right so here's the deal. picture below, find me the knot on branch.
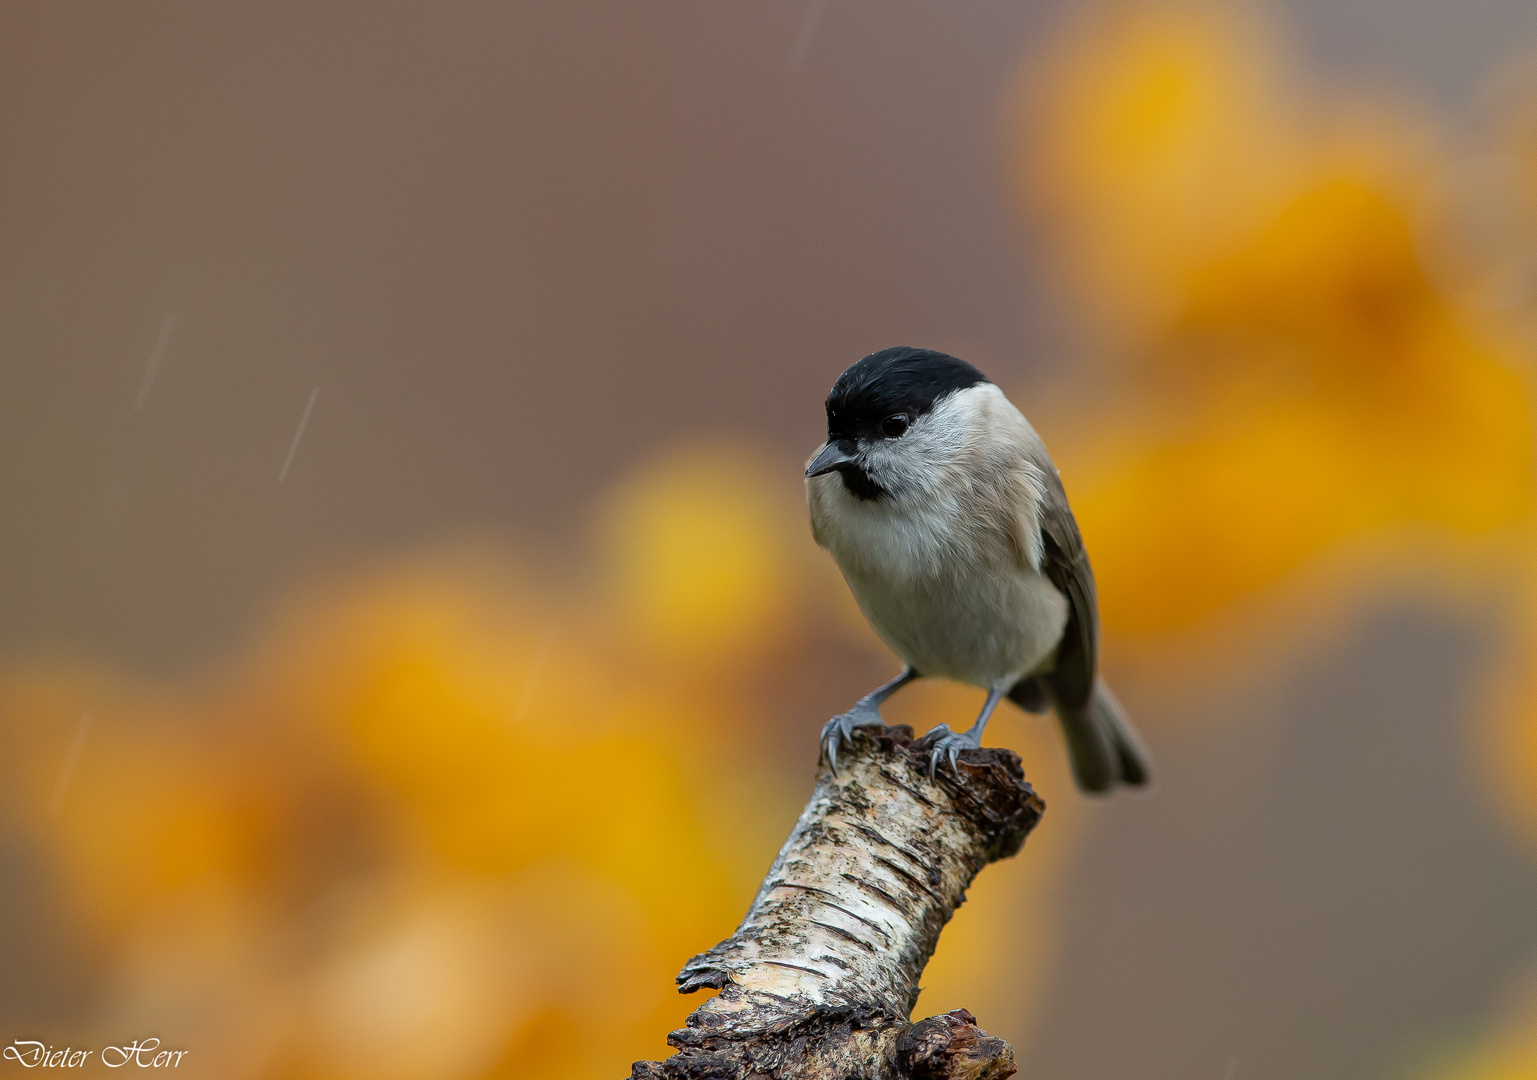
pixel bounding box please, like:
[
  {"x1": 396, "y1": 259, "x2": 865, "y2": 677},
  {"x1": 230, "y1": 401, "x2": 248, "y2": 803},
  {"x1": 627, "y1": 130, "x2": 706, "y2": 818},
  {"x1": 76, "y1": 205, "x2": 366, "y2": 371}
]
[
  {"x1": 632, "y1": 725, "x2": 1042, "y2": 1079},
  {"x1": 897, "y1": 1009, "x2": 1017, "y2": 1080}
]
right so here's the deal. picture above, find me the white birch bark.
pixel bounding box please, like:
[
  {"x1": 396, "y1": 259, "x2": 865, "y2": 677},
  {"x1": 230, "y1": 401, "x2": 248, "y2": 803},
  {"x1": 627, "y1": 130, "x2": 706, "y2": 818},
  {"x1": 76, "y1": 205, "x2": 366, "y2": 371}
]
[{"x1": 632, "y1": 724, "x2": 1044, "y2": 1080}]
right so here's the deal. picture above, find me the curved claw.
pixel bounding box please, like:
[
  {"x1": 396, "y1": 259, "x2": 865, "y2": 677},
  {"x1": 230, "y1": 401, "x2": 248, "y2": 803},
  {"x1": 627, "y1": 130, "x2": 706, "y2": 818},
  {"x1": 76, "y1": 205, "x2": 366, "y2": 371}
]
[
  {"x1": 820, "y1": 702, "x2": 884, "y2": 775},
  {"x1": 924, "y1": 724, "x2": 952, "y2": 780},
  {"x1": 925, "y1": 725, "x2": 981, "y2": 780}
]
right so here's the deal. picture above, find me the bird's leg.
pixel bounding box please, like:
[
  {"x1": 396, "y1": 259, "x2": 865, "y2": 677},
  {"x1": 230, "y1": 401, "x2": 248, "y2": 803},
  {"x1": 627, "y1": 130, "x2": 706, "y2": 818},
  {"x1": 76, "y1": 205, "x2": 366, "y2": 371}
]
[
  {"x1": 925, "y1": 679, "x2": 1011, "y2": 779},
  {"x1": 820, "y1": 666, "x2": 921, "y2": 773}
]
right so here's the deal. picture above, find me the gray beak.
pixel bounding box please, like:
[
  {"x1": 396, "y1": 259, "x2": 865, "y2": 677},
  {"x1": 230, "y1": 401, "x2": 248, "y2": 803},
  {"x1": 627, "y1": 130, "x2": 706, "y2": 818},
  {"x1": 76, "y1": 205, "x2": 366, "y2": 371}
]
[{"x1": 806, "y1": 439, "x2": 860, "y2": 478}]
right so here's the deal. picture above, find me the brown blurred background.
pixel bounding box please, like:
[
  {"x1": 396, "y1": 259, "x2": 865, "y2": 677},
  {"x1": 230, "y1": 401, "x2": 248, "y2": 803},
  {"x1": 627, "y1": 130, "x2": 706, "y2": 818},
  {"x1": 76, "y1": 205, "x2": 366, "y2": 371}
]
[{"x1": 6, "y1": 3, "x2": 1537, "y2": 1079}]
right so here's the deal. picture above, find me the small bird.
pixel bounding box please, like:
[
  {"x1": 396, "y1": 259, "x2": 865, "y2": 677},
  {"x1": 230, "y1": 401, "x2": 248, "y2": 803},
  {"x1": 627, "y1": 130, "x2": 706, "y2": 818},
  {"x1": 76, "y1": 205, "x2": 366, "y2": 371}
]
[{"x1": 806, "y1": 346, "x2": 1150, "y2": 792}]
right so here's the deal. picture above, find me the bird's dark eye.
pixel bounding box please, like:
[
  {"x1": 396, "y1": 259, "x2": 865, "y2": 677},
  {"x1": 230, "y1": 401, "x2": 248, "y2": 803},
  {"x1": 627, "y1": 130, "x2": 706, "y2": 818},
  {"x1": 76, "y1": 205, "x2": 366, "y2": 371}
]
[{"x1": 881, "y1": 414, "x2": 909, "y2": 438}]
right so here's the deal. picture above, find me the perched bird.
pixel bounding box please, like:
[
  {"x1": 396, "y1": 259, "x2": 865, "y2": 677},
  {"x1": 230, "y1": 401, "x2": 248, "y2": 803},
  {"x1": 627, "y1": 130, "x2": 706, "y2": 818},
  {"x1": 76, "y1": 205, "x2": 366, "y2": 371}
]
[{"x1": 806, "y1": 346, "x2": 1150, "y2": 792}]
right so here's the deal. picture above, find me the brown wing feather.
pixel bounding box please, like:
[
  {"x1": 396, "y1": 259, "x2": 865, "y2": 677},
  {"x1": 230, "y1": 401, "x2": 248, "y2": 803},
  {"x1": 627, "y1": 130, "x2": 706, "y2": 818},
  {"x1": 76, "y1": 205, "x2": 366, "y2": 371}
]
[
  {"x1": 1018, "y1": 441, "x2": 1150, "y2": 792},
  {"x1": 1030, "y1": 448, "x2": 1098, "y2": 711}
]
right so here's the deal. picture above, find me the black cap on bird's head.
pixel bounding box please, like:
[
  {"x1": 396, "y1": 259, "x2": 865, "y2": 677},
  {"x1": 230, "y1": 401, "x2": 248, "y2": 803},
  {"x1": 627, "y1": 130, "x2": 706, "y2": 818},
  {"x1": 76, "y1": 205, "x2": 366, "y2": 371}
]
[
  {"x1": 825, "y1": 347, "x2": 990, "y2": 440},
  {"x1": 806, "y1": 347, "x2": 990, "y2": 496}
]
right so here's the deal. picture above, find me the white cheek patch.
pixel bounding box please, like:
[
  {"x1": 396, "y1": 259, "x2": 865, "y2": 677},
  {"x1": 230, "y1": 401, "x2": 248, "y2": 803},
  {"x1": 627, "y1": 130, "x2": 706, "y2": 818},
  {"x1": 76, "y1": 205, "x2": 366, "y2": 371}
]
[
  {"x1": 854, "y1": 383, "x2": 1052, "y2": 573},
  {"x1": 913, "y1": 386, "x2": 989, "y2": 452},
  {"x1": 861, "y1": 386, "x2": 987, "y2": 496}
]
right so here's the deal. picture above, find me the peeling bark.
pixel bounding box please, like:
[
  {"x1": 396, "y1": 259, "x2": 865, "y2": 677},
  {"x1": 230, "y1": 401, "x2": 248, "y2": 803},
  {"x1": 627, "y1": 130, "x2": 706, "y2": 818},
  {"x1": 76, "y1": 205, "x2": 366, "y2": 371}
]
[{"x1": 631, "y1": 725, "x2": 1044, "y2": 1080}]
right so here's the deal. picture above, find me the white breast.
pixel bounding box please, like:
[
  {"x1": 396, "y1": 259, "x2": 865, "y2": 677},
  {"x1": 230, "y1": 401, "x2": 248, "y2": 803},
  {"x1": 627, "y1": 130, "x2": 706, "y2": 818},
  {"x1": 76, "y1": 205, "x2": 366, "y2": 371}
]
[{"x1": 806, "y1": 384, "x2": 1070, "y2": 688}]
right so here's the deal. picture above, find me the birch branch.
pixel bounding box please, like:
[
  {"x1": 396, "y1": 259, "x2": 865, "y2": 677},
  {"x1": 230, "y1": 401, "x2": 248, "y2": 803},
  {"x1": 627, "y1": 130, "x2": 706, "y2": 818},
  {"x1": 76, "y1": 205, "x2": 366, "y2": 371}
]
[{"x1": 631, "y1": 724, "x2": 1045, "y2": 1080}]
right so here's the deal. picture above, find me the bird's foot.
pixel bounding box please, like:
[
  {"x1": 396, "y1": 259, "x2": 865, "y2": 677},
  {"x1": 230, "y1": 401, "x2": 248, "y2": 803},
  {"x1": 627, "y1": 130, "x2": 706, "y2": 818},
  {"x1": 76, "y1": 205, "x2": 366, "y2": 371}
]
[
  {"x1": 820, "y1": 700, "x2": 885, "y2": 774},
  {"x1": 922, "y1": 724, "x2": 983, "y2": 780}
]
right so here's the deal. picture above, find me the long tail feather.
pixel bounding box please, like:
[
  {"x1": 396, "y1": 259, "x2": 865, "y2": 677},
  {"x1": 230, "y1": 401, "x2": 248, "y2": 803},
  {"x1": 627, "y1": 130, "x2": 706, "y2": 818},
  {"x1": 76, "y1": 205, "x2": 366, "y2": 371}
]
[{"x1": 1055, "y1": 679, "x2": 1152, "y2": 794}]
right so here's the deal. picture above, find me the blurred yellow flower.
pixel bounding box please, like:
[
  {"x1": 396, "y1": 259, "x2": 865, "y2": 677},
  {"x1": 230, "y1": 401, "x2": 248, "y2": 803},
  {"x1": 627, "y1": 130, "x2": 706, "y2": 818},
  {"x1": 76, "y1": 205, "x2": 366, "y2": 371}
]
[
  {"x1": 594, "y1": 443, "x2": 796, "y2": 667},
  {"x1": 1010, "y1": 1, "x2": 1533, "y2": 657},
  {"x1": 0, "y1": 551, "x2": 748, "y2": 1079},
  {"x1": 1012, "y1": 1, "x2": 1295, "y2": 336}
]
